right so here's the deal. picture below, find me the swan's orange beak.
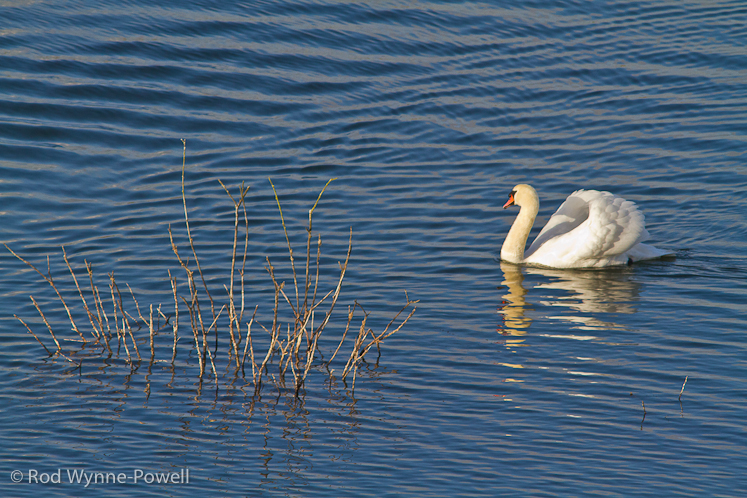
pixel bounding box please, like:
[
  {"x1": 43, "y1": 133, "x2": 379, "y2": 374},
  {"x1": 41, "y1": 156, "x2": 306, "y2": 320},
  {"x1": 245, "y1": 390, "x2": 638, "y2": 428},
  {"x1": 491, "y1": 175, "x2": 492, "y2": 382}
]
[{"x1": 503, "y1": 192, "x2": 515, "y2": 209}]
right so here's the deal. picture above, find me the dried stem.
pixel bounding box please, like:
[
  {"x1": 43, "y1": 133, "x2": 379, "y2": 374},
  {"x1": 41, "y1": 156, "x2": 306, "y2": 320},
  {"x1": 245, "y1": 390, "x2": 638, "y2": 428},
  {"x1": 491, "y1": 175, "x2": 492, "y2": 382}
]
[
  {"x1": 297, "y1": 316, "x2": 322, "y2": 394},
  {"x1": 219, "y1": 179, "x2": 251, "y2": 366},
  {"x1": 303, "y1": 178, "x2": 336, "y2": 324},
  {"x1": 223, "y1": 284, "x2": 241, "y2": 366},
  {"x1": 62, "y1": 247, "x2": 100, "y2": 340},
  {"x1": 238, "y1": 189, "x2": 250, "y2": 326},
  {"x1": 180, "y1": 139, "x2": 216, "y2": 333},
  {"x1": 203, "y1": 304, "x2": 225, "y2": 386},
  {"x1": 256, "y1": 262, "x2": 282, "y2": 394},
  {"x1": 86, "y1": 261, "x2": 111, "y2": 352},
  {"x1": 111, "y1": 274, "x2": 140, "y2": 361},
  {"x1": 293, "y1": 228, "x2": 352, "y2": 392},
  {"x1": 358, "y1": 297, "x2": 418, "y2": 362},
  {"x1": 126, "y1": 283, "x2": 148, "y2": 330},
  {"x1": 109, "y1": 275, "x2": 130, "y2": 362},
  {"x1": 30, "y1": 296, "x2": 61, "y2": 352},
  {"x1": 181, "y1": 294, "x2": 203, "y2": 376},
  {"x1": 149, "y1": 304, "x2": 155, "y2": 357},
  {"x1": 328, "y1": 304, "x2": 357, "y2": 365},
  {"x1": 310, "y1": 228, "x2": 352, "y2": 336},
  {"x1": 241, "y1": 305, "x2": 258, "y2": 383},
  {"x1": 268, "y1": 178, "x2": 300, "y2": 317},
  {"x1": 107, "y1": 276, "x2": 121, "y2": 340},
  {"x1": 679, "y1": 376, "x2": 688, "y2": 401},
  {"x1": 169, "y1": 270, "x2": 179, "y2": 363},
  {"x1": 342, "y1": 309, "x2": 369, "y2": 380},
  {"x1": 342, "y1": 295, "x2": 418, "y2": 381},
  {"x1": 96, "y1": 285, "x2": 111, "y2": 345},
  {"x1": 312, "y1": 235, "x2": 321, "y2": 317},
  {"x1": 16, "y1": 314, "x2": 51, "y2": 355},
  {"x1": 5, "y1": 244, "x2": 84, "y2": 342}
]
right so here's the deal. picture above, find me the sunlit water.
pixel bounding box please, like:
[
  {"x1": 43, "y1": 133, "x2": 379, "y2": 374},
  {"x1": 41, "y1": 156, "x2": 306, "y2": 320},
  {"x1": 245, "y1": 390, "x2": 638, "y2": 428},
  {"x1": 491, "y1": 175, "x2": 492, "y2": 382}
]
[{"x1": 2, "y1": 0, "x2": 746, "y2": 496}]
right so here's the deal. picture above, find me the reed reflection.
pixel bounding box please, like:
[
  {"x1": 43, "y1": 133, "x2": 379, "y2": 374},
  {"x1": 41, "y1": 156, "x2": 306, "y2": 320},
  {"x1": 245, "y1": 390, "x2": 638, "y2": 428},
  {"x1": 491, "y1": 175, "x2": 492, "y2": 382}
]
[{"x1": 498, "y1": 263, "x2": 643, "y2": 336}]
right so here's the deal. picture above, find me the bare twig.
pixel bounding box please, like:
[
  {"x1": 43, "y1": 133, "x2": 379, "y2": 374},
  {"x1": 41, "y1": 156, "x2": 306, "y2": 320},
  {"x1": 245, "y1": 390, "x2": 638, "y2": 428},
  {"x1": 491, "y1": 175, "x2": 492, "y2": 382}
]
[
  {"x1": 95, "y1": 284, "x2": 111, "y2": 350},
  {"x1": 203, "y1": 304, "x2": 225, "y2": 386},
  {"x1": 181, "y1": 294, "x2": 203, "y2": 376},
  {"x1": 62, "y1": 247, "x2": 100, "y2": 340},
  {"x1": 238, "y1": 188, "x2": 250, "y2": 326},
  {"x1": 86, "y1": 261, "x2": 110, "y2": 352},
  {"x1": 241, "y1": 305, "x2": 258, "y2": 384},
  {"x1": 679, "y1": 376, "x2": 688, "y2": 401},
  {"x1": 328, "y1": 304, "x2": 358, "y2": 365},
  {"x1": 310, "y1": 228, "x2": 352, "y2": 340},
  {"x1": 180, "y1": 139, "x2": 216, "y2": 332},
  {"x1": 15, "y1": 314, "x2": 51, "y2": 355},
  {"x1": 358, "y1": 299, "x2": 418, "y2": 363},
  {"x1": 268, "y1": 178, "x2": 300, "y2": 316},
  {"x1": 110, "y1": 274, "x2": 140, "y2": 361},
  {"x1": 30, "y1": 296, "x2": 61, "y2": 352},
  {"x1": 5, "y1": 244, "x2": 84, "y2": 342},
  {"x1": 125, "y1": 283, "x2": 148, "y2": 330},
  {"x1": 108, "y1": 275, "x2": 130, "y2": 363},
  {"x1": 219, "y1": 179, "x2": 251, "y2": 366},
  {"x1": 86, "y1": 262, "x2": 104, "y2": 331},
  {"x1": 256, "y1": 262, "x2": 282, "y2": 394},
  {"x1": 342, "y1": 309, "x2": 369, "y2": 380},
  {"x1": 149, "y1": 304, "x2": 155, "y2": 357},
  {"x1": 303, "y1": 178, "x2": 336, "y2": 322},
  {"x1": 223, "y1": 284, "x2": 241, "y2": 366},
  {"x1": 169, "y1": 270, "x2": 179, "y2": 363},
  {"x1": 297, "y1": 313, "x2": 322, "y2": 394},
  {"x1": 293, "y1": 228, "x2": 353, "y2": 391},
  {"x1": 341, "y1": 295, "x2": 418, "y2": 381}
]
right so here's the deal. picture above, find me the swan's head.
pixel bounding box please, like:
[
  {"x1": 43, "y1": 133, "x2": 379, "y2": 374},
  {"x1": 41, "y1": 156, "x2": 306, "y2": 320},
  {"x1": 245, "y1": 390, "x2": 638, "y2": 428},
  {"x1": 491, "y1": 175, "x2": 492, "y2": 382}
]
[{"x1": 503, "y1": 184, "x2": 538, "y2": 209}]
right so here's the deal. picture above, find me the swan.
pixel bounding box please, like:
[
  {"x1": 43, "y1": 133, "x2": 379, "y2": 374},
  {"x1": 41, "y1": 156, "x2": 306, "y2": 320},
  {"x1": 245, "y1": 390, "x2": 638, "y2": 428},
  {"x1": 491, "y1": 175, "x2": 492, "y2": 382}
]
[{"x1": 501, "y1": 184, "x2": 672, "y2": 268}]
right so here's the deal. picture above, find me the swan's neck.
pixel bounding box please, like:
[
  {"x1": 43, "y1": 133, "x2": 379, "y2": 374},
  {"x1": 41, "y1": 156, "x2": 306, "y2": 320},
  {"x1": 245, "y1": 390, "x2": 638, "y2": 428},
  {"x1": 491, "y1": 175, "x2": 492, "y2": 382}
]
[{"x1": 501, "y1": 200, "x2": 538, "y2": 263}]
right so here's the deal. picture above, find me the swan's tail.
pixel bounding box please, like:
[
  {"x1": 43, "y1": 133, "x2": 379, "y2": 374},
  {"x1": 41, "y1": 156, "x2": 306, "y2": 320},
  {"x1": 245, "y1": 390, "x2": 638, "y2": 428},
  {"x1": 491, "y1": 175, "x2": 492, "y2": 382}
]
[{"x1": 627, "y1": 243, "x2": 674, "y2": 262}]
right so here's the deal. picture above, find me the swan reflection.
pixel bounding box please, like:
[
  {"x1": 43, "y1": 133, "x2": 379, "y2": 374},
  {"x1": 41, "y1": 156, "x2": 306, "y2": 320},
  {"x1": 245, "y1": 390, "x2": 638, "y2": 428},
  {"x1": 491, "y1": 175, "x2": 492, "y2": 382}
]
[
  {"x1": 498, "y1": 262, "x2": 642, "y2": 335},
  {"x1": 497, "y1": 262, "x2": 533, "y2": 336}
]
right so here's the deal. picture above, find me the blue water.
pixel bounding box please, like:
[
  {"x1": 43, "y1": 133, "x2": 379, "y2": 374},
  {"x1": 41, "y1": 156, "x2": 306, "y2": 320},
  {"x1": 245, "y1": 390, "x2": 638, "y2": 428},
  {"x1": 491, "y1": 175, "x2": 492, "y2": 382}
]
[{"x1": 2, "y1": 0, "x2": 747, "y2": 496}]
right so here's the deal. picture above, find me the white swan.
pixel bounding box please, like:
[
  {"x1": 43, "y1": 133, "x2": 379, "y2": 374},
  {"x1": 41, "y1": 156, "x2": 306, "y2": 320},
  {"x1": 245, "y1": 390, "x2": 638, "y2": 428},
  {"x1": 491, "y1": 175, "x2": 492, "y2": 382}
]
[{"x1": 501, "y1": 184, "x2": 672, "y2": 268}]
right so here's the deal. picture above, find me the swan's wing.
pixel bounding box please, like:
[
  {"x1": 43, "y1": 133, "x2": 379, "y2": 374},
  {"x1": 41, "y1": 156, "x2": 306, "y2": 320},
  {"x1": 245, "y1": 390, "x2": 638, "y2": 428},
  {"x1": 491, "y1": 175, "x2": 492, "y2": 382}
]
[
  {"x1": 529, "y1": 192, "x2": 590, "y2": 252},
  {"x1": 585, "y1": 190, "x2": 649, "y2": 257},
  {"x1": 526, "y1": 190, "x2": 649, "y2": 266}
]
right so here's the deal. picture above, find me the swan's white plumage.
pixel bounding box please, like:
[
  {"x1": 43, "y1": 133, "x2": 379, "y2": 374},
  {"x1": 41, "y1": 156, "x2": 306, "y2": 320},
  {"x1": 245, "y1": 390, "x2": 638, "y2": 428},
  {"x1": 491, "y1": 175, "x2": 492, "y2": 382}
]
[{"x1": 502, "y1": 186, "x2": 671, "y2": 268}]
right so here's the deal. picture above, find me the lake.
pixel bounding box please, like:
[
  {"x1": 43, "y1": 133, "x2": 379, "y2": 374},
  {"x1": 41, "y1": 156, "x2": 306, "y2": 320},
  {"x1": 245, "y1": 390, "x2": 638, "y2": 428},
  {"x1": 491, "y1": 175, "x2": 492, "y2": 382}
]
[{"x1": 1, "y1": 0, "x2": 746, "y2": 496}]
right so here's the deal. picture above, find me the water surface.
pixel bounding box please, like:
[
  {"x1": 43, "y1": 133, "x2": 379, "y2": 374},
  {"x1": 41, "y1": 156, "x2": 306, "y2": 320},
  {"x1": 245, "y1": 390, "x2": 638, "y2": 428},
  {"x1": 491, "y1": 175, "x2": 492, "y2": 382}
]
[{"x1": 1, "y1": 0, "x2": 746, "y2": 496}]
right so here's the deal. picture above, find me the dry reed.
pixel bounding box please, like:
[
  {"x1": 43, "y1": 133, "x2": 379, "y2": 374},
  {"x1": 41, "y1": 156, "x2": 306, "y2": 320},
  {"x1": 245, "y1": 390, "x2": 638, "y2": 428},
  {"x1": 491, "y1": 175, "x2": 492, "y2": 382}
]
[
  {"x1": 5, "y1": 141, "x2": 417, "y2": 396},
  {"x1": 678, "y1": 375, "x2": 688, "y2": 401}
]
